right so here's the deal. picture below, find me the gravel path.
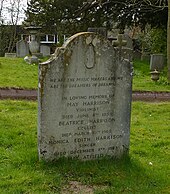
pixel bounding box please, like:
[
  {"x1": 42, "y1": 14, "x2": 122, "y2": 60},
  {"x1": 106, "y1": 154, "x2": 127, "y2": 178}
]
[{"x1": 0, "y1": 88, "x2": 170, "y2": 102}]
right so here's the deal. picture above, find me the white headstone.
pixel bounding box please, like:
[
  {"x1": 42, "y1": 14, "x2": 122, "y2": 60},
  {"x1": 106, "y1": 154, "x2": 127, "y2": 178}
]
[{"x1": 38, "y1": 32, "x2": 133, "y2": 161}]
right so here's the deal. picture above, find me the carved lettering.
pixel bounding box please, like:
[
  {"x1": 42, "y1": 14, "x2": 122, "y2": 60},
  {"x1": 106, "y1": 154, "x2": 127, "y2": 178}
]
[
  {"x1": 70, "y1": 148, "x2": 94, "y2": 154},
  {"x1": 74, "y1": 137, "x2": 91, "y2": 143},
  {"x1": 90, "y1": 118, "x2": 115, "y2": 124},
  {"x1": 96, "y1": 134, "x2": 123, "y2": 141},
  {"x1": 70, "y1": 96, "x2": 87, "y2": 100},
  {"x1": 77, "y1": 114, "x2": 88, "y2": 119},
  {"x1": 82, "y1": 100, "x2": 109, "y2": 106},
  {"x1": 83, "y1": 154, "x2": 104, "y2": 159},
  {"x1": 62, "y1": 114, "x2": 73, "y2": 119},
  {"x1": 67, "y1": 102, "x2": 79, "y2": 107},
  {"x1": 59, "y1": 120, "x2": 84, "y2": 126},
  {"x1": 77, "y1": 125, "x2": 96, "y2": 131},
  {"x1": 79, "y1": 143, "x2": 96, "y2": 148},
  {"x1": 38, "y1": 33, "x2": 132, "y2": 161},
  {"x1": 76, "y1": 107, "x2": 99, "y2": 112}
]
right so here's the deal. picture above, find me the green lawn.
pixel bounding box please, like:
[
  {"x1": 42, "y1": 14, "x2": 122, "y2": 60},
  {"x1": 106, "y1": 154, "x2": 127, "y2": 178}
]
[
  {"x1": 0, "y1": 100, "x2": 169, "y2": 193},
  {"x1": 0, "y1": 57, "x2": 38, "y2": 89},
  {"x1": 0, "y1": 57, "x2": 170, "y2": 91},
  {"x1": 133, "y1": 60, "x2": 170, "y2": 91}
]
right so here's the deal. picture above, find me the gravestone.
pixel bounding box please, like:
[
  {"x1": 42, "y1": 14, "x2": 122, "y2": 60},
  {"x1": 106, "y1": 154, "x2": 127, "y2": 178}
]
[
  {"x1": 38, "y1": 32, "x2": 133, "y2": 161},
  {"x1": 113, "y1": 34, "x2": 133, "y2": 62},
  {"x1": 40, "y1": 45, "x2": 51, "y2": 57},
  {"x1": 5, "y1": 53, "x2": 17, "y2": 58},
  {"x1": 122, "y1": 34, "x2": 133, "y2": 61},
  {"x1": 150, "y1": 54, "x2": 164, "y2": 71},
  {"x1": 16, "y1": 40, "x2": 29, "y2": 57},
  {"x1": 123, "y1": 34, "x2": 133, "y2": 49}
]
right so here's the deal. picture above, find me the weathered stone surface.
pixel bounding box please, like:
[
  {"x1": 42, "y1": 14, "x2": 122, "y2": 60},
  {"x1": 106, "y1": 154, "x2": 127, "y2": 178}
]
[
  {"x1": 150, "y1": 54, "x2": 164, "y2": 71},
  {"x1": 16, "y1": 40, "x2": 29, "y2": 58},
  {"x1": 5, "y1": 53, "x2": 17, "y2": 58},
  {"x1": 38, "y1": 32, "x2": 133, "y2": 161},
  {"x1": 40, "y1": 45, "x2": 51, "y2": 57}
]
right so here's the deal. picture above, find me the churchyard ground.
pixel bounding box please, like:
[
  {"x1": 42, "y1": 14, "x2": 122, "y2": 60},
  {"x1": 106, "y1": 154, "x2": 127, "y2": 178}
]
[
  {"x1": 0, "y1": 100, "x2": 169, "y2": 193},
  {"x1": 0, "y1": 56, "x2": 169, "y2": 193}
]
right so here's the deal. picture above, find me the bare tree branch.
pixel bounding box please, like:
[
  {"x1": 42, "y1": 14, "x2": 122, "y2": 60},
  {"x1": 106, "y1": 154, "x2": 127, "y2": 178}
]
[{"x1": 0, "y1": 0, "x2": 5, "y2": 23}]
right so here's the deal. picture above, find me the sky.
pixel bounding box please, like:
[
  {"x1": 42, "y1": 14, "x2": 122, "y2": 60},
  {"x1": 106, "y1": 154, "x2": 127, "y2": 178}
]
[{"x1": 1, "y1": 0, "x2": 28, "y2": 24}]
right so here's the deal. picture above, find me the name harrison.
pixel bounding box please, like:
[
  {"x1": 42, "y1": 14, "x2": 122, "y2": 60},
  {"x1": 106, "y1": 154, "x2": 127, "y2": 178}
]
[{"x1": 96, "y1": 134, "x2": 123, "y2": 141}]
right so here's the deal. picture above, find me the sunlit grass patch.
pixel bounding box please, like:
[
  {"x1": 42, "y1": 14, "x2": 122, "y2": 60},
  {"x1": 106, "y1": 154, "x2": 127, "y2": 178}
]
[
  {"x1": 0, "y1": 57, "x2": 170, "y2": 91},
  {"x1": 0, "y1": 57, "x2": 38, "y2": 89},
  {"x1": 133, "y1": 60, "x2": 170, "y2": 91}
]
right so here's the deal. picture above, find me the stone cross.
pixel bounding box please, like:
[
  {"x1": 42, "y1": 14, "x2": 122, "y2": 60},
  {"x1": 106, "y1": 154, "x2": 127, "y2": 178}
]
[
  {"x1": 112, "y1": 34, "x2": 127, "y2": 49},
  {"x1": 112, "y1": 34, "x2": 127, "y2": 59}
]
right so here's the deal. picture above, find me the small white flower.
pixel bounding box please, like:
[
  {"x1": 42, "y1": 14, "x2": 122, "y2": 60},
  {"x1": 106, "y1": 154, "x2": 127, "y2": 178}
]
[{"x1": 149, "y1": 162, "x2": 153, "y2": 165}]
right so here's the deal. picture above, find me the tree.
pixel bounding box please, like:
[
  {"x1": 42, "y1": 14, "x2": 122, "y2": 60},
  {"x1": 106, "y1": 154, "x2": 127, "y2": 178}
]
[
  {"x1": 6, "y1": 0, "x2": 22, "y2": 53},
  {"x1": 25, "y1": 0, "x2": 123, "y2": 34},
  {"x1": 26, "y1": 0, "x2": 169, "y2": 80},
  {"x1": 0, "y1": 0, "x2": 6, "y2": 24},
  {"x1": 0, "y1": 0, "x2": 24, "y2": 55},
  {"x1": 76, "y1": 0, "x2": 169, "y2": 80},
  {"x1": 26, "y1": 0, "x2": 168, "y2": 34},
  {"x1": 76, "y1": 0, "x2": 169, "y2": 81},
  {"x1": 25, "y1": 0, "x2": 89, "y2": 34}
]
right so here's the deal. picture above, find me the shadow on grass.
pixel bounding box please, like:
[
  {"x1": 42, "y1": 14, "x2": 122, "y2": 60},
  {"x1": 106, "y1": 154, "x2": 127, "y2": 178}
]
[{"x1": 37, "y1": 156, "x2": 161, "y2": 193}]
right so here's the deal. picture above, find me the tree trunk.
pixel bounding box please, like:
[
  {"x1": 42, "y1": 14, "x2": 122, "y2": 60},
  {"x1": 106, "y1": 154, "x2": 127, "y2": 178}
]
[{"x1": 168, "y1": 0, "x2": 170, "y2": 81}]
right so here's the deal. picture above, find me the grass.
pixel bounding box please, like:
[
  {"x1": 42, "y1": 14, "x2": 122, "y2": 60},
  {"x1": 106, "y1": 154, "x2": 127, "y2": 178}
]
[
  {"x1": 133, "y1": 60, "x2": 170, "y2": 91},
  {"x1": 0, "y1": 100, "x2": 169, "y2": 193},
  {"x1": 0, "y1": 57, "x2": 38, "y2": 89},
  {"x1": 0, "y1": 57, "x2": 170, "y2": 91}
]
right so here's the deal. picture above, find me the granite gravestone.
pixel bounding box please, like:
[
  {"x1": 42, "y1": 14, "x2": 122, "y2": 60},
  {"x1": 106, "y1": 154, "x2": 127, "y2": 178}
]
[
  {"x1": 40, "y1": 45, "x2": 51, "y2": 57},
  {"x1": 150, "y1": 54, "x2": 164, "y2": 71},
  {"x1": 38, "y1": 32, "x2": 133, "y2": 161},
  {"x1": 16, "y1": 40, "x2": 29, "y2": 57}
]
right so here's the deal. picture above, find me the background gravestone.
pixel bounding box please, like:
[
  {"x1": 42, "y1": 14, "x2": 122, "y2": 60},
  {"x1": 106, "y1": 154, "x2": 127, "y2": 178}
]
[
  {"x1": 16, "y1": 40, "x2": 29, "y2": 57},
  {"x1": 123, "y1": 34, "x2": 133, "y2": 49},
  {"x1": 150, "y1": 54, "x2": 164, "y2": 71},
  {"x1": 122, "y1": 34, "x2": 133, "y2": 62},
  {"x1": 38, "y1": 32, "x2": 133, "y2": 161},
  {"x1": 40, "y1": 45, "x2": 51, "y2": 57}
]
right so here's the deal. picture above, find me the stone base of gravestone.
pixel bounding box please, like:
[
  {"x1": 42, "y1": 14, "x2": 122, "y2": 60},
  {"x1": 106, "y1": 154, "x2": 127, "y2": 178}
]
[
  {"x1": 150, "y1": 54, "x2": 164, "y2": 71},
  {"x1": 29, "y1": 55, "x2": 40, "y2": 64},
  {"x1": 5, "y1": 53, "x2": 17, "y2": 58},
  {"x1": 38, "y1": 32, "x2": 133, "y2": 161},
  {"x1": 24, "y1": 55, "x2": 40, "y2": 64},
  {"x1": 32, "y1": 52, "x2": 43, "y2": 58}
]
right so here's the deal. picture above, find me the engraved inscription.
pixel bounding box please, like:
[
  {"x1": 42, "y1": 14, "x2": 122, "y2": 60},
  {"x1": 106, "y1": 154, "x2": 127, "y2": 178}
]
[
  {"x1": 38, "y1": 33, "x2": 132, "y2": 161},
  {"x1": 46, "y1": 74, "x2": 123, "y2": 159},
  {"x1": 49, "y1": 76, "x2": 123, "y2": 89}
]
